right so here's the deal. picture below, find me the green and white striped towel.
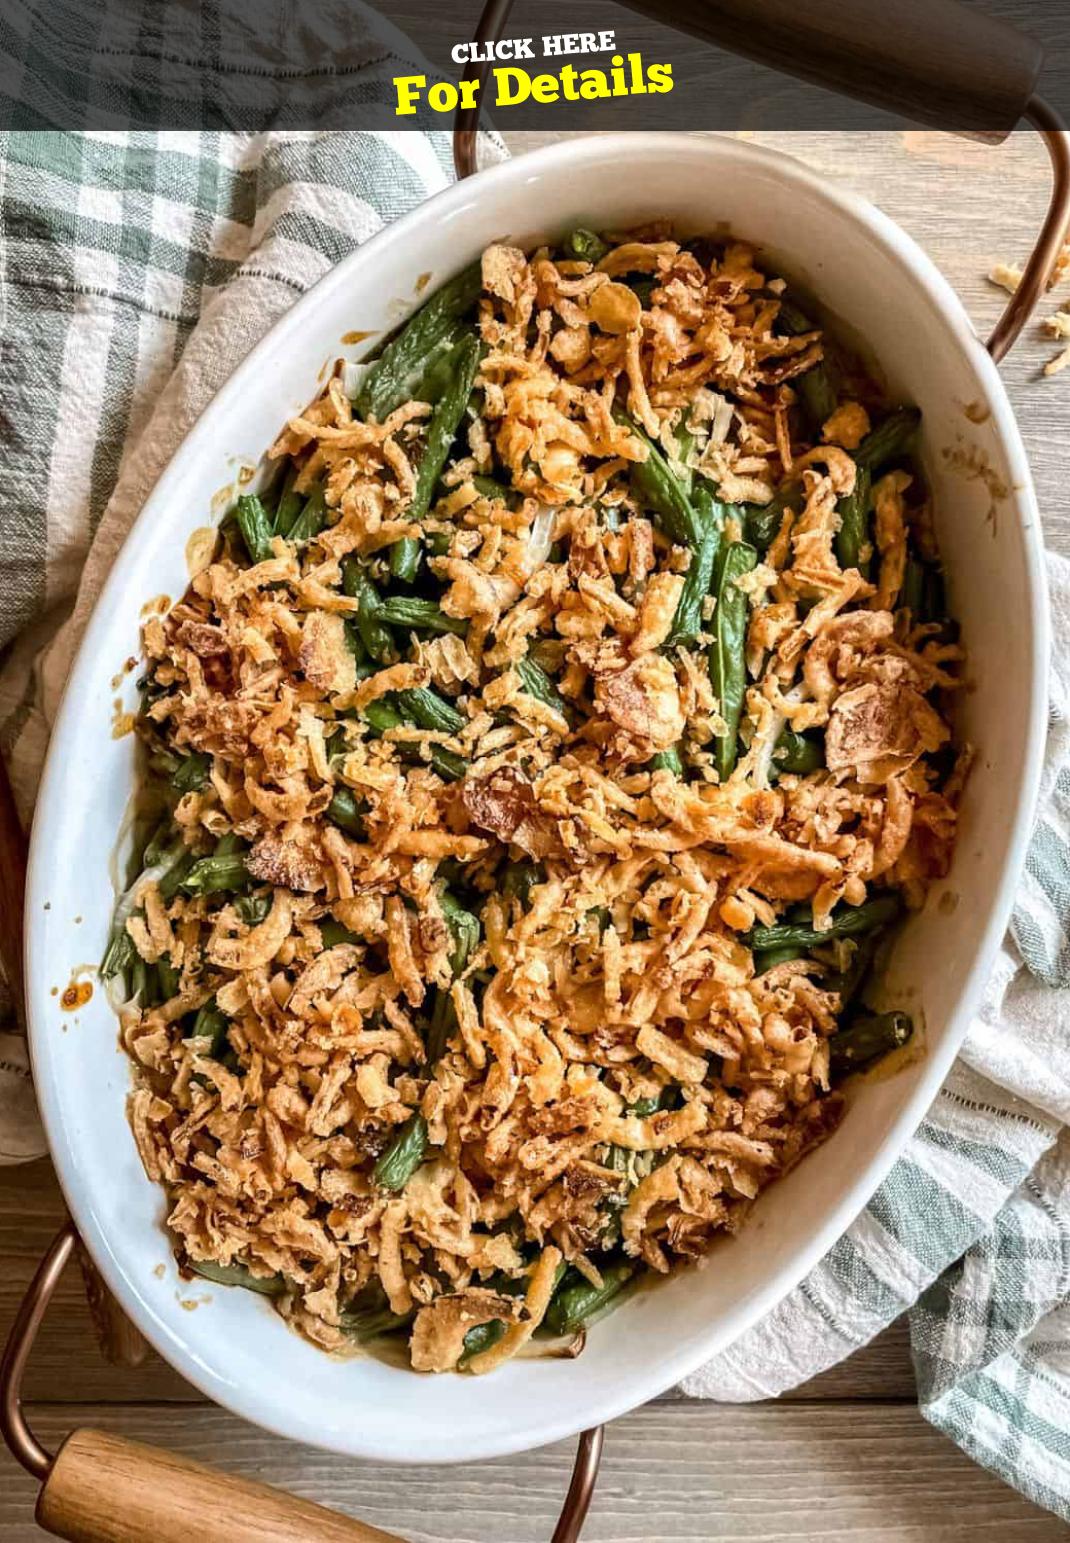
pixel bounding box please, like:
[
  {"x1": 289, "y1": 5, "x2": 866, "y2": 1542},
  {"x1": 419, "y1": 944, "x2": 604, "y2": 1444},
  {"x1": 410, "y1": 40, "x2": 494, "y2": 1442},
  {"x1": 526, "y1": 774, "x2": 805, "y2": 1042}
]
[{"x1": 0, "y1": 125, "x2": 1068, "y2": 1520}]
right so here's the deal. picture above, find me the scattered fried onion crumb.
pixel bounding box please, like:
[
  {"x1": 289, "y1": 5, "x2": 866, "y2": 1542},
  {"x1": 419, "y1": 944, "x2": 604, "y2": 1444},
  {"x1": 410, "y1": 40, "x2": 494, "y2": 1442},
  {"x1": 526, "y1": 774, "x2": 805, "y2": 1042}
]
[{"x1": 117, "y1": 226, "x2": 964, "y2": 1376}]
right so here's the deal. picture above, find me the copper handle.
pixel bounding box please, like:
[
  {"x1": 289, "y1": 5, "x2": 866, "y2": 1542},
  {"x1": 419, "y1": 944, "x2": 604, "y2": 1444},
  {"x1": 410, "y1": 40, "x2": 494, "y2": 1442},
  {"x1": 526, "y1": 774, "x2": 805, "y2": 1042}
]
[
  {"x1": 452, "y1": 3, "x2": 1069, "y2": 362},
  {"x1": 1, "y1": 1223, "x2": 603, "y2": 1543},
  {"x1": 989, "y1": 96, "x2": 1070, "y2": 363}
]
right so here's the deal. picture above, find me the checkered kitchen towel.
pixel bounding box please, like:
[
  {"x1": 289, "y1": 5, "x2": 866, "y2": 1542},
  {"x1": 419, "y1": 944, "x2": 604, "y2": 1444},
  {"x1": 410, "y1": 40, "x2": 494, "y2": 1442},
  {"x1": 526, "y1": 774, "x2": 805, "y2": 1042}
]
[{"x1": 1, "y1": 122, "x2": 1069, "y2": 1518}]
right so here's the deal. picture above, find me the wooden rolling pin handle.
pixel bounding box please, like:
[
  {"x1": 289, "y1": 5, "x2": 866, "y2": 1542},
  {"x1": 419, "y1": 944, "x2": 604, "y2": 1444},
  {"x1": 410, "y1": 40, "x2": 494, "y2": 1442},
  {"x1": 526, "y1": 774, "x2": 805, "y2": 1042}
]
[{"x1": 36, "y1": 1429, "x2": 405, "y2": 1543}]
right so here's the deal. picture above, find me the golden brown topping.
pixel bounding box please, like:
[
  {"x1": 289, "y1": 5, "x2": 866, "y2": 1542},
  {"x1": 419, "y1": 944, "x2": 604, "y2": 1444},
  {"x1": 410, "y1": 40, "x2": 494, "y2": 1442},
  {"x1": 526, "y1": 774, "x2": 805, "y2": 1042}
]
[
  {"x1": 594, "y1": 653, "x2": 685, "y2": 752},
  {"x1": 118, "y1": 227, "x2": 961, "y2": 1376}
]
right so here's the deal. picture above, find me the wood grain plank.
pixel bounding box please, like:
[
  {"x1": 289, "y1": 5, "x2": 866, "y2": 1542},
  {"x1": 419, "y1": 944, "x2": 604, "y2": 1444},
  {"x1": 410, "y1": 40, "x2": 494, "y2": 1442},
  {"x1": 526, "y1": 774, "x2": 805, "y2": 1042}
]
[{"x1": 1, "y1": 1403, "x2": 1063, "y2": 1542}]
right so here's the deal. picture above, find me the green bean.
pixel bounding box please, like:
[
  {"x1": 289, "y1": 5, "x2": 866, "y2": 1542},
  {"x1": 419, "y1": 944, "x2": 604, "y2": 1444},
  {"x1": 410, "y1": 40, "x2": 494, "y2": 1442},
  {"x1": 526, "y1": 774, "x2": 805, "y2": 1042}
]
[
  {"x1": 326, "y1": 787, "x2": 366, "y2": 836},
  {"x1": 190, "y1": 999, "x2": 224, "y2": 1038},
  {"x1": 834, "y1": 463, "x2": 872, "y2": 573},
  {"x1": 425, "y1": 988, "x2": 455, "y2": 1065},
  {"x1": 189, "y1": 999, "x2": 229, "y2": 1060},
  {"x1": 155, "y1": 842, "x2": 197, "y2": 901},
  {"x1": 461, "y1": 1319, "x2": 507, "y2": 1362},
  {"x1": 920, "y1": 566, "x2": 959, "y2": 643},
  {"x1": 671, "y1": 422, "x2": 696, "y2": 495},
  {"x1": 338, "y1": 1281, "x2": 413, "y2": 1341},
  {"x1": 709, "y1": 542, "x2": 757, "y2": 782},
  {"x1": 772, "y1": 726, "x2": 824, "y2": 777},
  {"x1": 100, "y1": 930, "x2": 137, "y2": 981},
  {"x1": 440, "y1": 889, "x2": 481, "y2": 975},
  {"x1": 285, "y1": 485, "x2": 328, "y2": 546},
  {"x1": 171, "y1": 752, "x2": 211, "y2": 794},
  {"x1": 587, "y1": 906, "x2": 611, "y2": 939},
  {"x1": 235, "y1": 892, "x2": 273, "y2": 927},
  {"x1": 343, "y1": 622, "x2": 377, "y2": 681},
  {"x1": 746, "y1": 896, "x2": 901, "y2": 954},
  {"x1": 907, "y1": 561, "x2": 957, "y2": 644},
  {"x1": 395, "y1": 687, "x2": 465, "y2": 737},
  {"x1": 374, "y1": 1113, "x2": 428, "y2": 1192},
  {"x1": 141, "y1": 821, "x2": 174, "y2": 869},
  {"x1": 624, "y1": 276, "x2": 656, "y2": 308},
  {"x1": 147, "y1": 748, "x2": 180, "y2": 779},
  {"x1": 378, "y1": 596, "x2": 468, "y2": 636},
  {"x1": 754, "y1": 944, "x2": 808, "y2": 974},
  {"x1": 272, "y1": 463, "x2": 304, "y2": 537},
  {"x1": 424, "y1": 893, "x2": 480, "y2": 1063},
  {"x1": 615, "y1": 411, "x2": 704, "y2": 549},
  {"x1": 516, "y1": 655, "x2": 572, "y2": 722},
  {"x1": 234, "y1": 493, "x2": 274, "y2": 565},
  {"x1": 386, "y1": 333, "x2": 481, "y2": 577},
  {"x1": 319, "y1": 918, "x2": 360, "y2": 948},
  {"x1": 181, "y1": 851, "x2": 248, "y2": 895},
  {"x1": 388, "y1": 537, "x2": 422, "y2": 583},
  {"x1": 460, "y1": 1261, "x2": 570, "y2": 1364},
  {"x1": 157, "y1": 857, "x2": 195, "y2": 907},
  {"x1": 416, "y1": 321, "x2": 473, "y2": 404},
  {"x1": 543, "y1": 1262, "x2": 637, "y2": 1337},
  {"x1": 363, "y1": 696, "x2": 465, "y2": 781},
  {"x1": 355, "y1": 262, "x2": 482, "y2": 423},
  {"x1": 829, "y1": 1011, "x2": 914, "y2": 1081},
  {"x1": 363, "y1": 698, "x2": 404, "y2": 736},
  {"x1": 775, "y1": 297, "x2": 837, "y2": 432},
  {"x1": 340, "y1": 1303, "x2": 414, "y2": 1342},
  {"x1": 190, "y1": 1259, "x2": 287, "y2": 1296},
  {"x1": 142, "y1": 963, "x2": 167, "y2": 1008},
  {"x1": 900, "y1": 554, "x2": 926, "y2": 619},
  {"x1": 649, "y1": 746, "x2": 684, "y2": 777},
  {"x1": 666, "y1": 488, "x2": 724, "y2": 645},
  {"x1": 409, "y1": 334, "x2": 482, "y2": 523},
  {"x1": 472, "y1": 475, "x2": 510, "y2": 503},
  {"x1": 826, "y1": 930, "x2": 882, "y2": 1010},
  {"x1": 410, "y1": 738, "x2": 465, "y2": 780},
  {"x1": 744, "y1": 487, "x2": 796, "y2": 553},
  {"x1": 922, "y1": 565, "x2": 945, "y2": 621},
  {"x1": 502, "y1": 859, "x2": 543, "y2": 908},
  {"x1": 129, "y1": 957, "x2": 151, "y2": 1003},
  {"x1": 854, "y1": 407, "x2": 921, "y2": 474},
  {"x1": 563, "y1": 227, "x2": 610, "y2": 265},
  {"x1": 341, "y1": 561, "x2": 394, "y2": 662},
  {"x1": 835, "y1": 409, "x2": 921, "y2": 575},
  {"x1": 628, "y1": 1091, "x2": 670, "y2": 1117},
  {"x1": 460, "y1": 1271, "x2": 558, "y2": 1370},
  {"x1": 156, "y1": 956, "x2": 181, "y2": 1000}
]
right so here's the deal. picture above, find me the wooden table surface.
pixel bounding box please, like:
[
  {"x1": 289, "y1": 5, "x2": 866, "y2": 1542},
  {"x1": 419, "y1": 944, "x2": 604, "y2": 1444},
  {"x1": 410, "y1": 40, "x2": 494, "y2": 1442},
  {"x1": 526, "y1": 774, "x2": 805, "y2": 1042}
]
[{"x1": 3, "y1": 129, "x2": 1068, "y2": 1541}]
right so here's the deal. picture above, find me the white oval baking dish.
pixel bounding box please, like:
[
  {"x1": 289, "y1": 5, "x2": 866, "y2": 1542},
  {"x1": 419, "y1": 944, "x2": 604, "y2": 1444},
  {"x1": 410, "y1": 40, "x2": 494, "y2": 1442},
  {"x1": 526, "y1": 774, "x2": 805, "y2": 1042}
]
[{"x1": 25, "y1": 132, "x2": 1048, "y2": 1465}]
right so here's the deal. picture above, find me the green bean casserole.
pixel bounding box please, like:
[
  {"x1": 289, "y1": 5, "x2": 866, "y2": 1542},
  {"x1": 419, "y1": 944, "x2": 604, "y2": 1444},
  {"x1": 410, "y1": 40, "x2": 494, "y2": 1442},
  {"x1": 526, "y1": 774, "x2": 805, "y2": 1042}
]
[{"x1": 106, "y1": 227, "x2": 966, "y2": 1374}]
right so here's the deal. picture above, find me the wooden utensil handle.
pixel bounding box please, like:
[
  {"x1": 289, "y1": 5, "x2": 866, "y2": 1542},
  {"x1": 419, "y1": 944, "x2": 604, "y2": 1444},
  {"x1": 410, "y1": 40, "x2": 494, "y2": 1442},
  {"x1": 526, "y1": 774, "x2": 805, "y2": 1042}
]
[
  {"x1": 618, "y1": 0, "x2": 1041, "y2": 141},
  {"x1": 37, "y1": 1428, "x2": 404, "y2": 1543}
]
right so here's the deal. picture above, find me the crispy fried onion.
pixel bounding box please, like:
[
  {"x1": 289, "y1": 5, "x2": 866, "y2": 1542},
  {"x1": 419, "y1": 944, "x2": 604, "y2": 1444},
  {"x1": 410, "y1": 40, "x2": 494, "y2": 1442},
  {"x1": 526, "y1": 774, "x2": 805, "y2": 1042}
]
[{"x1": 120, "y1": 228, "x2": 962, "y2": 1375}]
